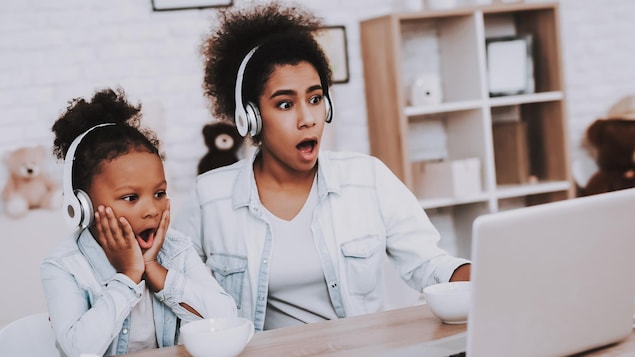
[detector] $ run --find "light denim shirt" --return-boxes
[40,228,237,357]
[172,150,470,332]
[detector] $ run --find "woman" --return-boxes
[173,1,470,332]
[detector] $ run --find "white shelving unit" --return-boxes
[360,2,572,258]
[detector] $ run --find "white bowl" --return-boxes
[423,281,471,324]
[179,317,254,357]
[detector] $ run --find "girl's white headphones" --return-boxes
[62,123,115,231]
[233,46,333,137]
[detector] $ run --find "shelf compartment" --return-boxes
[490,101,570,185]
[483,6,563,94]
[522,101,569,181]
[408,109,490,190]
[401,13,483,105]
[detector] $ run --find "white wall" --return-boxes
[2,0,635,191]
[559,0,635,163]
[1,0,635,326]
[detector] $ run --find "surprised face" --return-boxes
[88,150,168,251]
[257,61,327,174]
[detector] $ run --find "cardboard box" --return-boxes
[493,121,530,184]
[412,158,482,198]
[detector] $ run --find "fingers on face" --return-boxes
[119,216,135,239]
[95,206,129,245]
[161,206,170,230]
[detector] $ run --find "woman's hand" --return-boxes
[449,263,471,282]
[94,205,144,283]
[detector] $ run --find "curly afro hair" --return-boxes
[51,87,163,193]
[200,1,333,142]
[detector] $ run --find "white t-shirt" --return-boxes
[263,178,338,330]
[128,286,158,352]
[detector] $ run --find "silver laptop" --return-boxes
[468,187,635,356]
[395,188,635,357]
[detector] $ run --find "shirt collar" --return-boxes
[232,149,341,209]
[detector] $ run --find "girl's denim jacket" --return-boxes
[173,150,470,332]
[40,228,237,357]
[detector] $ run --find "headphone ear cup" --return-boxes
[245,102,262,136]
[74,189,94,230]
[325,95,333,123]
[63,193,82,230]
[235,107,249,137]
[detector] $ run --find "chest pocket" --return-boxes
[208,254,247,309]
[340,235,384,295]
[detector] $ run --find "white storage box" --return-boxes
[412,158,482,198]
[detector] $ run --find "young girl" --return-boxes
[41,88,237,356]
[173,2,471,332]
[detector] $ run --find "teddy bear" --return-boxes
[1,145,62,218]
[197,121,244,175]
[578,95,635,196]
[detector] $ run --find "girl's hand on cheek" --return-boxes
[143,201,170,267]
[94,205,144,283]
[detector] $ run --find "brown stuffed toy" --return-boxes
[580,95,635,196]
[197,121,244,175]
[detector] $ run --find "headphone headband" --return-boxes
[234,46,260,137]
[62,123,115,230]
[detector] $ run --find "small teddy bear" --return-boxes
[1,145,62,218]
[579,95,635,196]
[197,121,244,175]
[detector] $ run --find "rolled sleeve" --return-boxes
[157,236,237,322]
[373,158,472,291]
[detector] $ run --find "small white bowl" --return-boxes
[423,281,471,324]
[179,317,254,357]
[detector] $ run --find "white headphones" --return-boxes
[234,45,333,137]
[62,123,115,230]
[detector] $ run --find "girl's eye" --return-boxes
[155,191,167,199]
[122,195,138,202]
[277,101,292,110]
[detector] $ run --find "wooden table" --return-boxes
[122,305,635,356]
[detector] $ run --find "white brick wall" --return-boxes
[559,0,635,164]
[1,0,634,194]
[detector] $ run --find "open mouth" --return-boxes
[297,139,317,153]
[139,228,155,242]
[137,227,157,250]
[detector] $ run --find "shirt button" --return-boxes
[259,294,264,301]
[122,328,128,334]
[263,259,268,264]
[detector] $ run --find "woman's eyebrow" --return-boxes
[270,89,296,99]
[307,84,323,93]
[270,85,323,99]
